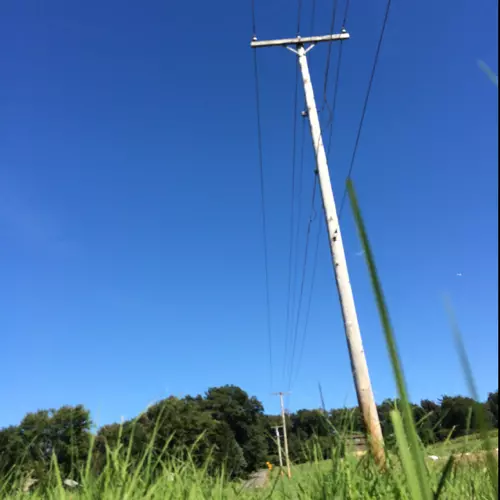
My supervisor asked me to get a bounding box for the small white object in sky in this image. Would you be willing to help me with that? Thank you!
[355,250,365,257]
[456,273,462,277]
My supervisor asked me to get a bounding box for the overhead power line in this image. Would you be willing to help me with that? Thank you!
[287,0,351,390]
[285,0,320,377]
[338,0,393,217]
[251,0,274,389]
[283,60,301,383]
[297,0,303,35]
[309,0,317,34]
[325,0,351,157]
[291,198,322,389]
[321,0,339,110]
[287,176,318,391]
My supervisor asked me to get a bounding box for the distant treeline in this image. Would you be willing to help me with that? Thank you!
[0,386,497,484]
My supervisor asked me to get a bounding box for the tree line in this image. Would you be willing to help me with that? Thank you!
[0,386,497,485]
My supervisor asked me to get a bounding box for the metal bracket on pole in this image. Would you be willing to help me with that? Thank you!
[286,43,316,55]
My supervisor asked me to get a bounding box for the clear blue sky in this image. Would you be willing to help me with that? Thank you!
[0,0,497,428]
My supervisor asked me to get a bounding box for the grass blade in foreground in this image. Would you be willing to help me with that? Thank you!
[391,409,425,500]
[477,60,498,88]
[347,178,432,500]
[444,297,498,496]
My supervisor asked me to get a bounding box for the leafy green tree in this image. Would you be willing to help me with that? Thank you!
[439,395,476,437]
[209,421,247,478]
[143,396,216,467]
[292,409,330,439]
[377,399,397,442]
[0,426,24,480]
[5,406,92,483]
[487,390,498,428]
[203,385,267,472]
[330,406,363,434]
[418,399,442,444]
[49,405,92,478]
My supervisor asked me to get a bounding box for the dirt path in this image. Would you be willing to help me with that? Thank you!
[243,469,269,489]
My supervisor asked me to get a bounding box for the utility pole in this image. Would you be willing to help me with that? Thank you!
[253,32,385,466]
[274,426,284,475]
[272,392,291,478]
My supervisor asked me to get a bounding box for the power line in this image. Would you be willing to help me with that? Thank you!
[287,0,351,389]
[251,0,257,37]
[287,176,318,390]
[338,0,392,217]
[325,0,350,156]
[290,182,322,389]
[309,0,317,34]
[320,0,338,116]
[297,0,303,35]
[251,0,274,389]
[291,118,307,319]
[285,1,319,380]
[342,0,351,27]
[324,40,345,158]
[321,0,350,137]
[283,61,301,383]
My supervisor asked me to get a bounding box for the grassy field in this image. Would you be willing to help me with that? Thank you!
[1,443,497,499]
[426,430,498,457]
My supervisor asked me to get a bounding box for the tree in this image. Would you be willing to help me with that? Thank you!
[439,395,476,437]
[210,421,247,478]
[292,409,330,440]
[375,399,400,447]
[487,390,498,428]
[419,399,442,444]
[49,406,92,478]
[2,406,93,484]
[142,396,217,467]
[203,385,267,473]
[0,426,23,480]
[330,407,363,434]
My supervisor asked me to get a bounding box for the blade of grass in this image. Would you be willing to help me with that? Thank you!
[50,452,65,498]
[391,410,423,500]
[433,455,454,500]
[477,60,498,87]
[347,179,432,500]
[444,296,498,495]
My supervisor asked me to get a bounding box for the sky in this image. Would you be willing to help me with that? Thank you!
[0,0,497,429]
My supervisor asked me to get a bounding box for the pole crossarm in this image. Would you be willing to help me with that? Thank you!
[250,32,349,49]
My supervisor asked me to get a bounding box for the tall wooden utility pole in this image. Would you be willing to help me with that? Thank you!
[274,426,284,475]
[253,32,385,466]
[273,392,291,477]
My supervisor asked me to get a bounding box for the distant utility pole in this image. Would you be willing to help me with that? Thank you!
[272,392,291,478]
[274,426,284,475]
[254,32,385,466]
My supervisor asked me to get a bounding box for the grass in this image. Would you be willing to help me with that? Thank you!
[426,430,498,457]
[1,441,497,499]
[1,180,497,499]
